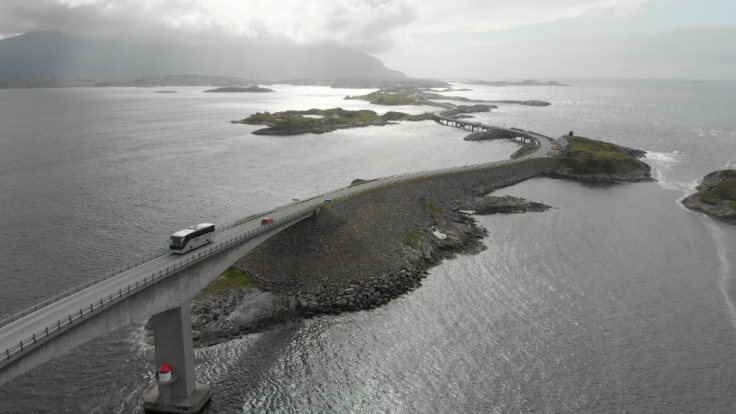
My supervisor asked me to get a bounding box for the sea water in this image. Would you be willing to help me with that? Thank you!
[0,80,735,413]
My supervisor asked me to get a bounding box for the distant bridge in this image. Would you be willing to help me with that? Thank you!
[0,116,557,413]
[434,115,538,143]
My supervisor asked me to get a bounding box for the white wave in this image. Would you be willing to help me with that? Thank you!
[645,151,695,193]
[645,151,680,169]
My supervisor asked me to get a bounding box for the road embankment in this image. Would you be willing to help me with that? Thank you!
[179,159,555,346]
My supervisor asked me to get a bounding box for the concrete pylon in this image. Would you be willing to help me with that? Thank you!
[143,302,212,413]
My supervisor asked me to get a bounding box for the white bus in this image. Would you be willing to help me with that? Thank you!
[168,223,215,254]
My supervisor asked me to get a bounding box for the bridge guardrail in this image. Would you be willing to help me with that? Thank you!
[0,196,327,329]
[0,205,320,367]
[0,117,552,365]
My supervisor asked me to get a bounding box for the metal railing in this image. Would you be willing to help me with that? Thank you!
[0,117,551,367]
[0,198,323,329]
[0,205,320,366]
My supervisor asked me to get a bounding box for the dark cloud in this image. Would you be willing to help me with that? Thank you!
[1,0,734,79]
[0,0,419,51]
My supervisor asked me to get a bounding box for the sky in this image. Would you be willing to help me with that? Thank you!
[1,0,735,79]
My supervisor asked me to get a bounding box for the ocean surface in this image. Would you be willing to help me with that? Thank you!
[1,79,735,413]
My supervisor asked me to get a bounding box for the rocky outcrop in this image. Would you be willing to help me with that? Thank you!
[547,136,654,183]
[462,195,552,215]
[485,99,552,106]
[440,104,497,118]
[510,143,539,159]
[520,100,552,106]
[414,91,486,103]
[464,129,517,141]
[249,119,391,135]
[547,162,653,183]
[682,170,736,224]
[188,289,298,347]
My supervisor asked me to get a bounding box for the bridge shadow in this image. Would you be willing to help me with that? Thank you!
[197,320,304,413]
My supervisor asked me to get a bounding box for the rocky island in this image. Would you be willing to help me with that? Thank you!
[344,87,551,109]
[231,107,439,135]
[344,91,419,105]
[682,170,736,224]
[549,136,653,182]
[204,86,274,93]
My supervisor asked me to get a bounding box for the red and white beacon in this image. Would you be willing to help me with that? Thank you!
[158,361,172,382]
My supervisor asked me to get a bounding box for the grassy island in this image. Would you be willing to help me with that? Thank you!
[548,136,652,182]
[235,107,413,135]
[560,136,643,175]
[204,86,274,93]
[243,108,384,125]
[682,170,736,224]
[346,92,418,106]
[696,170,736,209]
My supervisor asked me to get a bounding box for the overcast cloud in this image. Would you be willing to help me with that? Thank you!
[1,0,735,79]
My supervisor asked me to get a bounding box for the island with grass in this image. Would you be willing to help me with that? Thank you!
[682,170,736,224]
[231,107,434,135]
[344,91,419,105]
[344,88,551,109]
[204,86,274,93]
[549,136,653,182]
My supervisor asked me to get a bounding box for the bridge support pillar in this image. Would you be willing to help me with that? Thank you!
[143,303,212,413]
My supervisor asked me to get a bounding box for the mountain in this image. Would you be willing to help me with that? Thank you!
[0,32,406,80]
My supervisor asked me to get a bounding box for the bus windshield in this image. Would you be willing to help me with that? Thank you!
[169,236,185,249]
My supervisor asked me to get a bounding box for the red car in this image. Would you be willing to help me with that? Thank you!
[261,217,274,225]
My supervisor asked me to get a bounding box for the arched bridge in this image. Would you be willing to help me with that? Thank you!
[0,119,557,412]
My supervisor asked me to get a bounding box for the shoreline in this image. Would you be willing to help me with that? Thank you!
[681,170,736,224]
[184,136,654,347]
[189,158,556,346]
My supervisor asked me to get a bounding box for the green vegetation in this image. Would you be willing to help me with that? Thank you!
[700,177,736,209]
[405,230,423,247]
[712,178,736,200]
[511,144,534,158]
[205,86,274,93]
[348,92,417,106]
[718,170,736,179]
[349,178,377,187]
[382,111,412,120]
[423,200,444,220]
[560,136,641,175]
[195,266,253,299]
[242,108,385,130]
